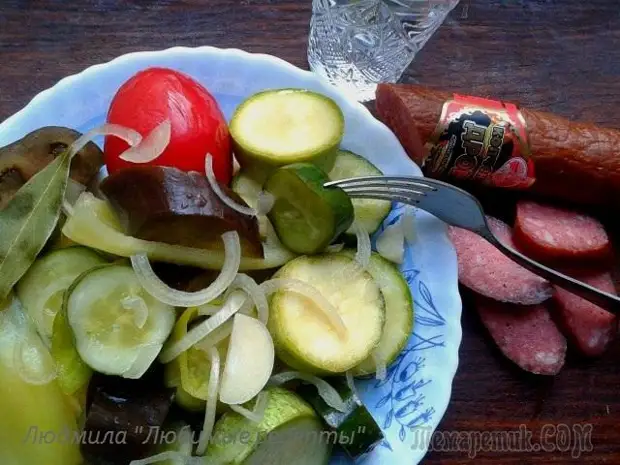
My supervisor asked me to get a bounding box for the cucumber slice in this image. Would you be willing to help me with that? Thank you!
[328,150,392,236]
[265,164,354,255]
[298,377,384,460]
[337,251,414,376]
[66,265,176,377]
[16,247,107,345]
[268,255,385,374]
[230,89,344,181]
[204,387,331,465]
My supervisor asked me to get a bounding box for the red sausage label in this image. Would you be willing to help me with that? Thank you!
[425,94,534,189]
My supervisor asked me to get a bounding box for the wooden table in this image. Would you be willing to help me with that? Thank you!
[1,1,619,463]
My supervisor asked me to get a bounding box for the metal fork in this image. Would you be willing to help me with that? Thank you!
[325,175,620,315]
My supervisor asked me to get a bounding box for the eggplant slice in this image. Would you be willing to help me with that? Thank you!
[101,166,264,258]
[0,126,104,209]
[82,370,175,465]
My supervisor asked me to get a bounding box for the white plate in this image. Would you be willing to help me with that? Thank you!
[0,46,462,465]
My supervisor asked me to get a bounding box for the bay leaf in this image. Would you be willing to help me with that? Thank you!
[0,150,71,301]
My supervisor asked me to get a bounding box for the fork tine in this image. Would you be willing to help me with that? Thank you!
[341,186,428,198]
[344,191,420,206]
[325,176,437,191]
[335,181,431,192]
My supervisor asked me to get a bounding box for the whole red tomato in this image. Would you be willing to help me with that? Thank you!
[105,67,232,183]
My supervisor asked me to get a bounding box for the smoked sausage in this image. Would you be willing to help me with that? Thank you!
[552,272,617,357]
[475,295,567,375]
[447,216,552,305]
[514,200,612,263]
[376,83,620,208]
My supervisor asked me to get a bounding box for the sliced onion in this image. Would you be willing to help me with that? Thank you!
[129,451,199,465]
[376,221,405,264]
[256,191,275,215]
[159,291,247,363]
[268,371,347,413]
[260,279,347,338]
[122,344,162,380]
[372,351,387,381]
[13,339,57,385]
[195,319,233,352]
[205,154,256,216]
[352,222,371,270]
[131,231,241,307]
[120,296,149,329]
[61,200,74,217]
[219,314,274,405]
[402,207,417,244]
[197,303,222,316]
[231,274,269,324]
[229,391,269,423]
[62,179,87,217]
[325,243,344,253]
[345,370,358,400]
[175,425,195,457]
[63,123,141,214]
[119,119,171,163]
[196,346,221,455]
[68,123,142,159]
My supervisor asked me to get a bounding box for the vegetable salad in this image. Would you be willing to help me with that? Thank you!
[0,67,415,465]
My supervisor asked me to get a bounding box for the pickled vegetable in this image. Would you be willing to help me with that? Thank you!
[0,144,74,301]
[100,166,263,258]
[81,371,174,465]
[164,306,230,407]
[0,295,82,465]
[0,126,103,210]
[62,193,295,271]
[66,265,176,377]
[203,387,330,465]
[268,255,385,374]
[265,164,353,254]
[16,247,106,345]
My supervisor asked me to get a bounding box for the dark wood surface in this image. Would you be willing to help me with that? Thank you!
[1,0,619,463]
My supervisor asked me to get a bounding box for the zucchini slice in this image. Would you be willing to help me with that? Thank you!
[268,254,385,374]
[339,252,414,376]
[66,265,176,377]
[265,164,354,255]
[16,247,107,345]
[204,387,331,465]
[328,150,392,236]
[230,89,344,180]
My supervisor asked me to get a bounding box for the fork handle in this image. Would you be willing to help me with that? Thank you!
[482,231,620,315]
